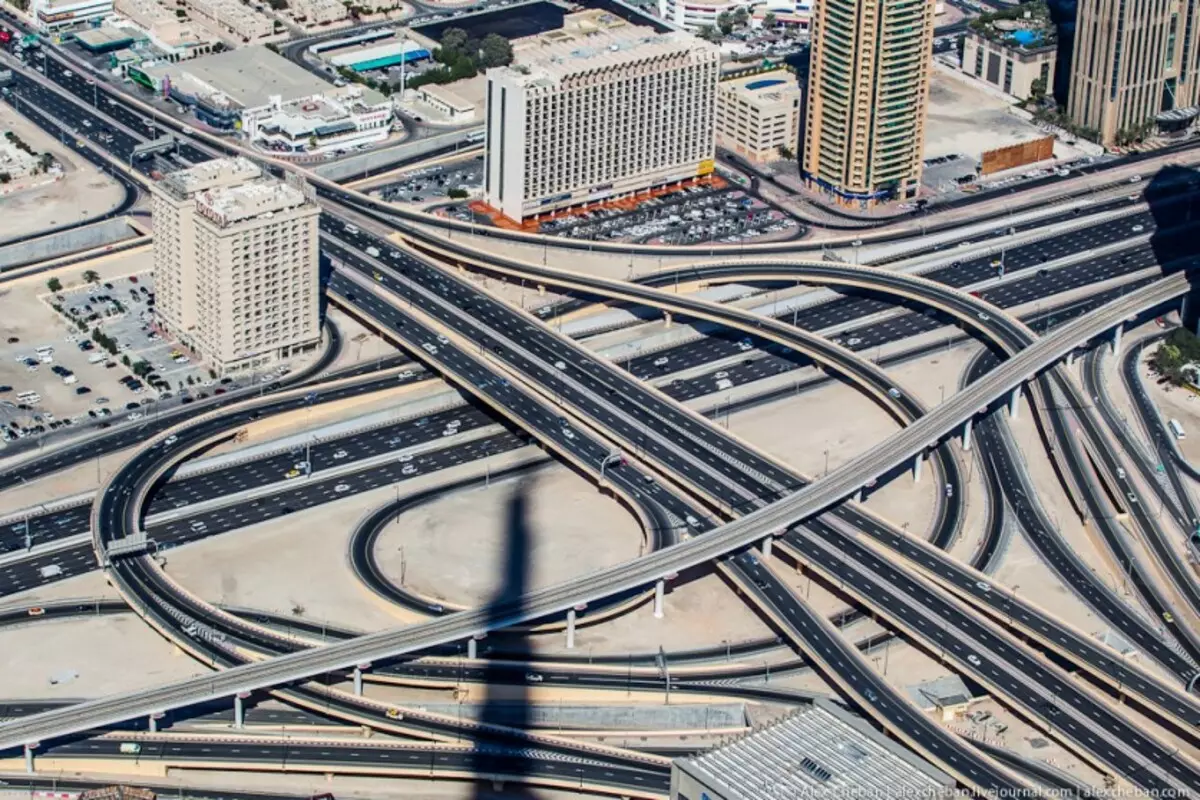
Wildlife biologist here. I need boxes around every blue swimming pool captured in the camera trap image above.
[1010,29,1043,46]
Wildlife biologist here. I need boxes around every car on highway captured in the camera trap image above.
[27,606,44,616]
[421,343,438,354]
[1164,611,1175,623]
[966,654,982,666]
[127,412,143,420]
[285,468,301,479]
[333,449,348,459]
[401,464,417,475]
[334,483,350,493]
[1132,224,1145,233]
[525,673,544,682]
[887,387,901,399]
[654,356,669,367]
[398,453,413,462]
[386,708,403,719]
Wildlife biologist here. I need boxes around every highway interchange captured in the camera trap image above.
[3,14,1200,799]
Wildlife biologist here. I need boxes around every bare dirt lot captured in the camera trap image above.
[0,102,126,244]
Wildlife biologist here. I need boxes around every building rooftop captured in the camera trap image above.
[906,674,976,712]
[158,156,262,200]
[75,26,138,48]
[195,179,311,227]
[967,0,1056,51]
[497,24,715,87]
[675,699,953,800]
[152,45,333,110]
[720,68,800,105]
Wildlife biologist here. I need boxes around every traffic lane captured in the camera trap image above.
[787,525,1192,795]
[967,352,1199,681]
[330,249,800,516]
[42,737,670,792]
[731,551,1023,792]
[328,232,805,495]
[1046,363,1200,660]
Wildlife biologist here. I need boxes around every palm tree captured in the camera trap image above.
[83,270,100,284]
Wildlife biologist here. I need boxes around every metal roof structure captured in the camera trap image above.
[672,698,954,799]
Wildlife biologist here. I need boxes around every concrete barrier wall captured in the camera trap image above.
[397,701,746,731]
[0,219,137,269]
[312,129,478,182]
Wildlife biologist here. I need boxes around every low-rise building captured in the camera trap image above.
[716,68,800,163]
[150,158,321,375]
[414,84,474,123]
[246,87,393,154]
[671,699,953,800]
[32,0,113,31]
[657,0,762,33]
[292,0,348,25]
[112,0,218,59]
[961,15,1056,101]
[182,0,273,41]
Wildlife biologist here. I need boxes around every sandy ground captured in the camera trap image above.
[326,307,404,375]
[373,466,642,607]
[728,369,938,539]
[0,612,203,699]
[0,102,127,244]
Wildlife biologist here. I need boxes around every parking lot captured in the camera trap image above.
[481,184,802,245]
[374,156,485,204]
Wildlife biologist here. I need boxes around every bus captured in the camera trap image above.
[1170,418,1186,440]
[465,130,485,144]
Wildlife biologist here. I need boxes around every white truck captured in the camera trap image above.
[119,742,141,754]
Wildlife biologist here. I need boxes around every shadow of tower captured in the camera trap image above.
[471,478,535,799]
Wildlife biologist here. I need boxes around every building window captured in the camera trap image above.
[1003,59,1013,94]
[974,45,984,77]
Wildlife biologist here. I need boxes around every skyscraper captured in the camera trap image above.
[1068,0,1200,146]
[801,0,936,208]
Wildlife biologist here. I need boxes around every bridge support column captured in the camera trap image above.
[1112,324,1123,354]
[353,664,370,696]
[854,489,863,503]
[664,311,672,329]
[566,608,577,649]
[962,419,973,452]
[1008,387,1021,420]
[1066,350,1075,368]
[234,694,245,729]
[761,535,773,559]
[148,715,158,733]
[912,453,924,483]
[23,744,34,774]
[653,579,665,618]
[467,637,477,660]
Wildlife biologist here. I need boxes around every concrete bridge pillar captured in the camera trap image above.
[761,535,773,559]
[148,714,159,733]
[234,693,246,728]
[1066,350,1075,368]
[23,743,35,774]
[1112,324,1123,354]
[566,608,577,649]
[653,579,665,618]
[913,452,924,483]
[962,419,973,452]
[1008,387,1021,420]
[353,663,370,696]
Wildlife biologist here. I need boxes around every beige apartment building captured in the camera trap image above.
[802,0,936,207]
[484,25,720,221]
[961,27,1056,100]
[183,0,273,40]
[1069,0,1200,146]
[716,69,801,163]
[150,158,321,375]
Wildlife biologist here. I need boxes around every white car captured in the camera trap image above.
[421,343,438,354]
[562,428,576,440]
[737,339,753,351]
[554,360,567,370]
[333,449,348,460]
[525,673,544,683]
[127,412,144,420]
[966,654,982,666]
[653,357,669,367]
[442,428,456,437]
[334,483,351,493]
[1131,224,1145,233]
[714,371,729,379]
[437,335,450,345]
[887,387,901,399]
[401,464,417,475]
[398,370,415,379]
